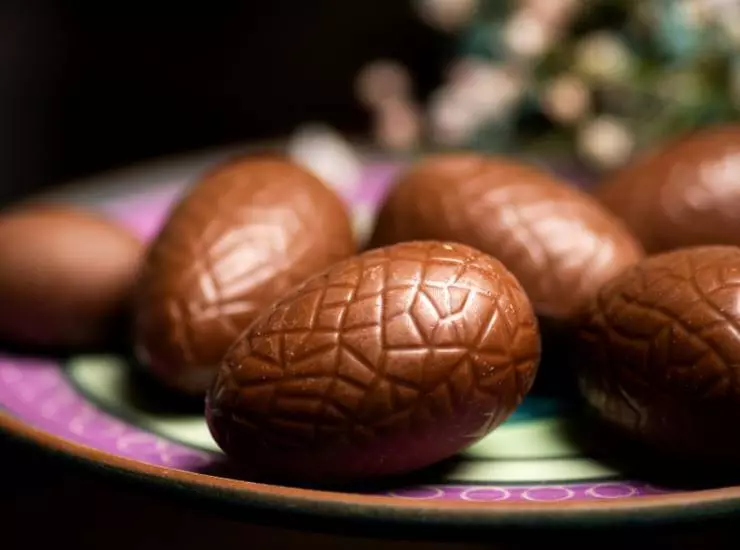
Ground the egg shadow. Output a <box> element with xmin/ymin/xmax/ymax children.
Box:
<box><xmin>560</xmin><ymin>408</ymin><xmax>740</xmax><ymax>491</ymax></box>
<box><xmin>117</xmin><ymin>348</ymin><xmax>207</xmax><ymax>416</ymax></box>
<box><xmin>0</xmin><ymin>338</ymin><xmax>81</xmax><ymax>361</ymax></box>
<box><xmin>0</xmin><ymin>310</ymin><xmax>133</xmax><ymax>361</ymax></box>
<box><xmin>528</xmin><ymin>317</ymin><xmax>581</xmax><ymax>400</ymax></box>
<box><xmin>524</xmin><ymin>318</ymin><xmax>740</xmax><ymax>490</ymax></box>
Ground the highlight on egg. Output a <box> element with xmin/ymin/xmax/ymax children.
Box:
<box><xmin>594</xmin><ymin>123</ymin><xmax>740</xmax><ymax>254</ymax></box>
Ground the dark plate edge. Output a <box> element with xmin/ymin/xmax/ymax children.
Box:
<box><xmin>2</xmin><ymin>408</ymin><xmax>740</xmax><ymax>542</ymax></box>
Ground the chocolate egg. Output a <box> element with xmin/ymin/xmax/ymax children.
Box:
<box><xmin>575</xmin><ymin>245</ymin><xmax>740</xmax><ymax>462</ymax></box>
<box><xmin>206</xmin><ymin>241</ymin><xmax>540</xmax><ymax>483</ymax></box>
<box><xmin>134</xmin><ymin>155</ymin><xmax>356</xmax><ymax>395</ymax></box>
<box><xmin>0</xmin><ymin>205</ymin><xmax>143</xmax><ymax>347</ymax></box>
<box><xmin>595</xmin><ymin>124</ymin><xmax>740</xmax><ymax>254</ymax></box>
<box><xmin>370</xmin><ymin>153</ymin><xmax>644</xmax><ymax>321</ymax></box>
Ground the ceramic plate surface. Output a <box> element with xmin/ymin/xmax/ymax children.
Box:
<box><xmin>2</xmin><ymin>146</ymin><xmax>740</xmax><ymax>534</ymax></box>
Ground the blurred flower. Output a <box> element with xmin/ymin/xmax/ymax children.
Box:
<box><xmin>446</xmin><ymin>58</ymin><xmax>525</xmax><ymax>119</ymax></box>
<box><xmin>717</xmin><ymin>13</ymin><xmax>740</xmax><ymax>45</ymax></box>
<box><xmin>573</xmin><ymin>32</ymin><xmax>634</xmax><ymax>83</ymax></box>
<box><xmin>361</xmin><ymin>0</ymin><xmax>740</xmax><ymax>175</ymax></box>
<box><xmin>678</xmin><ymin>0</ymin><xmax>713</xmax><ymax>27</ymax></box>
<box><xmin>502</xmin><ymin>8</ymin><xmax>553</xmax><ymax>59</ymax></box>
<box><xmin>577</xmin><ymin>117</ymin><xmax>635</xmax><ymax>169</ymax></box>
<box><xmin>730</xmin><ymin>59</ymin><xmax>740</xmax><ymax>108</ymax></box>
<box><xmin>705</xmin><ymin>0</ymin><xmax>740</xmax><ymax>21</ymax></box>
<box><xmin>287</xmin><ymin>123</ymin><xmax>362</xmax><ymax>194</ymax></box>
<box><xmin>655</xmin><ymin>70</ymin><xmax>708</xmax><ymax>106</ymax></box>
<box><xmin>373</xmin><ymin>98</ymin><xmax>422</xmax><ymax>152</ymax></box>
<box><xmin>519</xmin><ymin>0</ymin><xmax>581</xmax><ymax>28</ymax></box>
<box><xmin>355</xmin><ymin>60</ymin><xmax>412</xmax><ymax>109</ymax></box>
<box><xmin>540</xmin><ymin>74</ymin><xmax>591</xmax><ymax>125</ymax></box>
<box><xmin>634</xmin><ymin>2</ymin><xmax>655</xmax><ymax>26</ymax></box>
<box><xmin>414</xmin><ymin>0</ymin><xmax>479</xmax><ymax>32</ymax></box>
<box><xmin>428</xmin><ymin>87</ymin><xmax>483</xmax><ymax>146</ymax></box>
<box><xmin>652</xmin><ymin>0</ymin><xmax>706</xmax><ymax>61</ymax></box>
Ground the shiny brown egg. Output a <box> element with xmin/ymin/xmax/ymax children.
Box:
<box><xmin>133</xmin><ymin>154</ymin><xmax>356</xmax><ymax>395</ymax></box>
<box><xmin>575</xmin><ymin>245</ymin><xmax>740</xmax><ymax>463</ymax></box>
<box><xmin>0</xmin><ymin>205</ymin><xmax>144</xmax><ymax>347</ymax></box>
<box><xmin>595</xmin><ymin>123</ymin><xmax>740</xmax><ymax>254</ymax></box>
<box><xmin>370</xmin><ymin>153</ymin><xmax>644</xmax><ymax>321</ymax></box>
<box><xmin>206</xmin><ymin>241</ymin><xmax>540</xmax><ymax>484</ymax></box>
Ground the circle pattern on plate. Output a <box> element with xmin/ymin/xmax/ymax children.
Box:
<box><xmin>0</xmin><ymin>160</ymin><xmax>715</xmax><ymax>503</ymax></box>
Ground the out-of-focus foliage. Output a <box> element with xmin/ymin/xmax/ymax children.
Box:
<box><xmin>357</xmin><ymin>0</ymin><xmax>740</xmax><ymax>173</ymax></box>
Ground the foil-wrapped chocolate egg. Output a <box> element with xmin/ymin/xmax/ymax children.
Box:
<box><xmin>595</xmin><ymin>124</ymin><xmax>740</xmax><ymax>254</ymax></box>
<box><xmin>370</xmin><ymin>153</ymin><xmax>644</xmax><ymax>321</ymax></box>
<box><xmin>575</xmin><ymin>245</ymin><xmax>740</xmax><ymax>462</ymax></box>
<box><xmin>206</xmin><ymin>241</ymin><xmax>540</xmax><ymax>483</ymax></box>
<box><xmin>134</xmin><ymin>155</ymin><xmax>356</xmax><ymax>395</ymax></box>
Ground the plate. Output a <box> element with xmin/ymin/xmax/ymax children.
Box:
<box><xmin>2</xmin><ymin>144</ymin><xmax>740</xmax><ymax>538</ymax></box>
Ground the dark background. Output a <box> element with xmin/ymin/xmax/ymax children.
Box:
<box><xmin>0</xmin><ymin>1</ymin><xmax>450</xmax><ymax>205</ymax></box>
